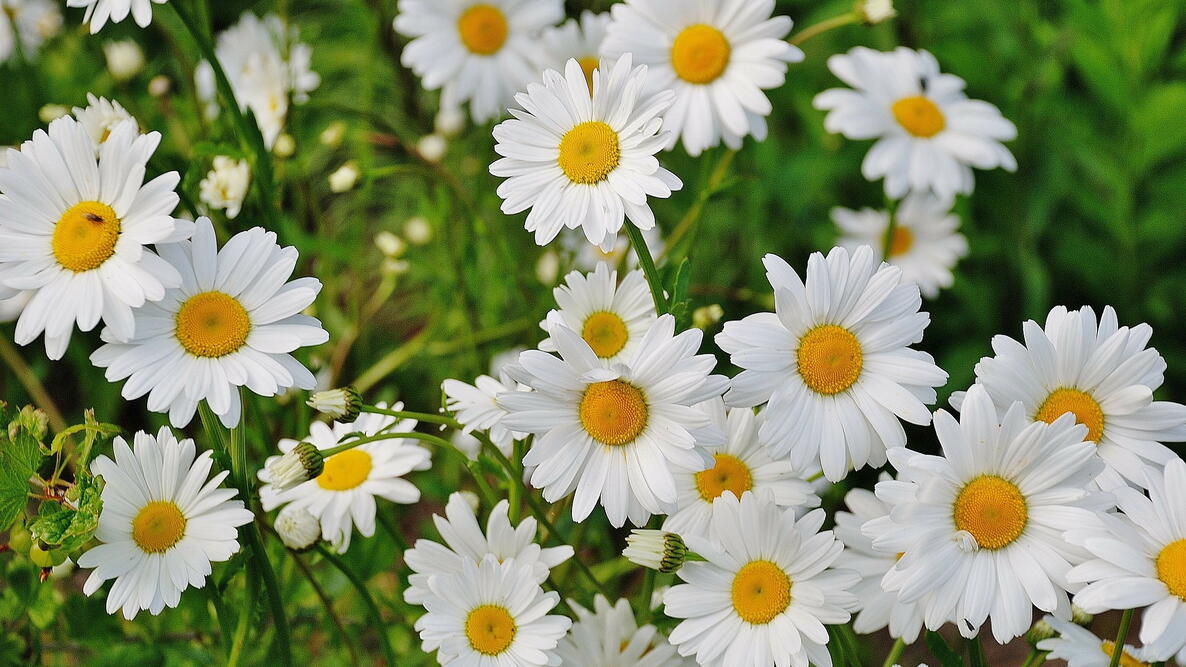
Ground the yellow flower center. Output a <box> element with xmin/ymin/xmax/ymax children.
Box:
<box><xmin>579</xmin><ymin>380</ymin><xmax>648</xmax><ymax>446</ymax></box>
<box><xmin>888</xmin><ymin>226</ymin><xmax>914</xmax><ymax>257</ymax></box>
<box><xmin>1156</xmin><ymin>539</ymin><xmax>1186</xmax><ymax>601</ymax></box>
<box><xmin>131</xmin><ymin>501</ymin><xmax>187</xmax><ymax>554</ymax></box>
<box><xmin>175</xmin><ymin>291</ymin><xmax>252</xmax><ymax>358</ymax></box>
<box><xmin>891</xmin><ymin>95</ymin><xmax>946</xmax><ymax>137</ymax></box>
<box><xmin>558</xmin><ymin>121</ymin><xmax>620</xmax><ymax>185</ymax></box>
<box><xmin>731</xmin><ymin>560</ymin><xmax>791</xmax><ymax>625</ymax></box>
<box><xmin>465</xmin><ymin>604</ymin><xmax>517</xmax><ymax>655</ymax></box>
<box><xmin>953</xmin><ymin>475</ymin><xmax>1028</xmax><ymax>550</ymax></box>
<box><xmin>317</xmin><ymin>449</ymin><xmax>374</xmax><ymax>491</ymax></box>
<box><xmin>796</xmin><ymin>325</ymin><xmax>863</xmax><ymax>395</ymax></box>
<box><xmin>581</xmin><ymin>311</ymin><xmax>629</xmax><ymax>358</ymax></box>
<box><xmin>1034</xmin><ymin>388</ymin><xmax>1105</xmax><ymax>443</ymax></box>
<box><xmin>1100</xmin><ymin>641</ymin><xmax>1148</xmax><ymax>667</ymax></box>
<box><xmin>52</xmin><ymin>201</ymin><xmax>121</xmax><ymax>272</ymax></box>
<box><xmin>695</xmin><ymin>453</ymin><xmax>754</xmax><ymax>502</ymax></box>
<box><xmin>457</xmin><ymin>4</ymin><xmax>508</xmax><ymax>55</ymax></box>
<box><xmin>578</xmin><ymin>56</ymin><xmax>600</xmax><ymax>94</ymax></box>
<box><xmin>671</xmin><ymin>24</ymin><xmax>731</xmax><ymax>84</ymax></box>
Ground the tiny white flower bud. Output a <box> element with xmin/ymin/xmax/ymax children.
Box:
<box><xmin>855</xmin><ymin>0</ymin><xmax>896</xmax><ymax>25</ymax></box>
<box><xmin>329</xmin><ymin>161</ymin><xmax>360</xmax><ymax>193</ymax></box>
<box><xmin>319</xmin><ymin>121</ymin><xmax>347</xmax><ymax>147</ymax></box>
<box><xmin>404</xmin><ymin>216</ymin><xmax>432</xmax><ymax>245</ymax></box>
<box><xmin>435</xmin><ymin>106</ymin><xmax>465</xmax><ymax>137</ymax></box>
<box><xmin>264</xmin><ymin>442</ymin><xmax>324</xmax><ymax>491</ymax></box>
<box><xmin>623</xmin><ymin>530</ymin><xmax>687</xmax><ymax>573</ymax></box>
<box><xmin>374</xmin><ymin>231</ymin><xmax>406</xmax><ymax>258</ymax></box>
<box><xmin>692</xmin><ymin>304</ymin><xmax>724</xmax><ymax>330</ymax></box>
<box><xmin>417</xmin><ymin>134</ymin><xmax>447</xmax><ymax>163</ymax></box>
<box><xmin>147</xmin><ymin>75</ymin><xmax>172</xmax><ymax>98</ymax></box>
<box><xmin>535</xmin><ymin>250</ymin><xmax>560</xmax><ymax>285</ymax></box>
<box><xmin>273</xmin><ymin>134</ymin><xmax>296</xmax><ymax>158</ymax></box>
<box><xmin>103</xmin><ymin>40</ymin><xmax>144</xmax><ymax>81</ymax></box>
<box><xmin>307</xmin><ymin>387</ymin><xmax>363</xmax><ymax>422</ymax></box>
<box><xmin>274</xmin><ymin>505</ymin><xmax>320</xmax><ymax>551</ymax></box>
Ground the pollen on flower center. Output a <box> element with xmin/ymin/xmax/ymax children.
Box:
<box><xmin>558</xmin><ymin>121</ymin><xmax>620</xmax><ymax>185</ymax></box>
<box><xmin>578</xmin><ymin>56</ymin><xmax>600</xmax><ymax>94</ymax></box>
<box><xmin>892</xmin><ymin>95</ymin><xmax>946</xmax><ymax>137</ymax></box>
<box><xmin>131</xmin><ymin>501</ymin><xmax>187</xmax><ymax>554</ymax></box>
<box><xmin>953</xmin><ymin>475</ymin><xmax>1028</xmax><ymax>550</ymax></box>
<box><xmin>52</xmin><ymin>201</ymin><xmax>121</xmax><ymax>273</ymax></box>
<box><xmin>581</xmin><ymin>311</ymin><xmax>629</xmax><ymax>358</ymax></box>
<box><xmin>731</xmin><ymin>560</ymin><xmax>791</xmax><ymax>625</ymax></box>
<box><xmin>456</xmin><ymin>4</ymin><xmax>508</xmax><ymax>55</ymax></box>
<box><xmin>175</xmin><ymin>291</ymin><xmax>252</xmax><ymax>358</ymax></box>
<box><xmin>1156</xmin><ymin>539</ymin><xmax>1186</xmax><ymax>601</ymax></box>
<box><xmin>317</xmin><ymin>449</ymin><xmax>373</xmax><ymax>491</ymax></box>
<box><xmin>888</xmin><ymin>226</ymin><xmax>914</xmax><ymax>257</ymax></box>
<box><xmin>796</xmin><ymin>325</ymin><xmax>863</xmax><ymax>395</ymax></box>
<box><xmin>1099</xmin><ymin>641</ymin><xmax>1149</xmax><ymax>667</ymax></box>
<box><xmin>695</xmin><ymin>454</ymin><xmax>753</xmax><ymax>501</ymax></box>
<box><xmin>464</xmin><ymin>604</ymin><xmax>517</xmax><ymax>655</ymax></box>
<box><xmin>671</xmin><ymin>24</ymin><xmax>731</xmax><ymax>84</ymax></box>
<box><xmin>579</xmin><ymin>380</ymin><xmax>648</xmax><ymax>446</ymax></box>
<box><xmin>1035</xmin><ymin>388</ymin><xmax>1105</xmax><ymax>443</ymax></box>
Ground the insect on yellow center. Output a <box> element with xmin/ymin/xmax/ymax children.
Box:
<box><xmin>175</xmin><ymin>291</ymin><xmax>251</xmax><ymax>358</ymax></box>
<box><xmin>317</xmin><ymin>449</ymin><xmax>374</xmax><ymax>491</ymax></box>
<box><xmin>1035</xmin><ymin>388</ymin><xmax>1105</xmax><ymax>443</ymax></box>
<box><xmin>465</xmin><ymin>604</ymin><xmax>517</xmax><ymax>655</ymax></box>
<box><xmin>671</xmin><ymin>24</ymin><xmax>731</xmax><ymax>84</ymax></box>
<box><xmin>695</xmin><ymin>453</ymin><xmax>754</xmax><ymax>501</ymax></box>
<box><xmin>581</xmin><ymin>311</ymin><xmax>629</xmax><ymax>358</ymax></box>
<box><xmin>796</xmin><ymin>325</ymin><xmax>863</xmax><ymax>395</ymax></box>
<box><xmin>131</xmin><ymin>501</ymin><xmax>187</xmax><ymax>554</ymax></box>
<box><xmin>579</xmin><ymin>380</ymin><xmax>648</xmax><ymax>446</ymax></box>
<box><xmin>888</xmin><ymin>226</ymin><xmax>914</xmax><ymax>257</ymax></box>
<box><xmin>558</xmin><ymin>121</ymin><xmax>620</xmax><ymax>185</ymax></box>
<box><xmin>1099</xmin><ymin>641</ymin><xmax>1149</xmax><ymax>667</ymax></box>
<box><xmin>731</xmin><ymin>560</ymin><xmax>791</xmax><ymax>625</ymax></box>
<box><xmin>578</xmin><ymin>56</ymin><xmax>600</xmax><ymax>94</ymax></box>
<box><xmin>457</xmin><ymin>4</ymin><xmax>508</xmax><ymax>55</ymax></box>
<box><xmin>892</xmin><ymin>95</ymin><xmax>946</xmax><ymax>138</ymax></box>
<box><xmin>52</xmin><ymin>201</ymin><xmax>121</xmax><ymax>273</ymax></box>
<box><xmin>1156</xmin><ymin>539</ymin><xmax>1186</xmax><ymax>601</ymax></box>
<box><xmin>953</xmin><ymin>475</ymin><xmax>1028</xmax><ymax>550</ymax></box>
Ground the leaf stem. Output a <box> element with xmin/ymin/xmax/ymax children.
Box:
<box><xmin>315</xmin><ymin>544</ymin><xmax>396</xmax><ymax>667</ymax></box>
<box><xmin>1109</xmin><ymin>609</ymin><xmax>1135</xmax><ymax>667</ymax></box>
<box><xmin>789</xmin><ymin>12</ymin><xmax>860</xmax><ymax>47</ymax></box>
<box><xmin>624</xmin><ymin>220</ymin><xmax>668</xmax><ymax>314</ymax></box>
<box><xmin>882</xmin><ymin>637</ymin><xmax>907</xmax><ymax>667</ymax></box>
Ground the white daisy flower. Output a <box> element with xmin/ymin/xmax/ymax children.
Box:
<box><xmin>715</xmin><ymin>245</ymin><xmax>948</xmax><ymax>481</ymax></box>
<box><xmin>273</xmin><ymin>504</ymin><xmax>320</xmax><ymax>551</ymax></box>
<box><xmin>76</xmin><ymin>427</ymin><xmax>253</xmax><ymax>620</ymax></box>
<box><xmin>258</xmin><ymin>403</ymin><xmax>431</xmax><ymax>553</ymax></box>
<box><xmin>1068</xmin><ymin>458</ymin><xmax>1186</xmax><ymax>664</ymax></box>
<box><xmin>562</xmin><ymin>223</ymin><xmax>664</xmax><ymax>273</ymax></box>
<box><xmin>540</xmin><ymin>10</ymin><xmax>610</xmax><ymax>92</ymax></box>
<box><xmin>90</xmin><ymin>218</ymin><xmax>328</xmax><ymax>428</ymax></box>
<box><xmin>501</xmin><ymin>314</ymin><xmax>729</xmax><ymax>527</ymax></box>
<box><xmin>833</xmin><ymin>192</ymin><xmax>968</xmax><ymax>299</ymax></box>
<box><xmin>875</xmin><ymin>384</ymin><xmax>1110</xmax><ymax>644</ymax></box>
<box><xmin>0</xmin><ymin>117</ymin><xmax>190</xmax><ymax>359</ymax></box>
<box><xmin>66</xmin><ymin>0</ymin><xmax>163</xmax><ymax>33</ymax></box>
<box><xmin>663</xmin><ymin>399</ymin><xmax>819</xmax><ymax>540</ymax></box>
<box><xmin>490</xmin><ymin>53</ymin><xmax>683</xmax><ymax>251</ymax></box>
<box><xmin>393</xmin><ymin>0</ymin><xmax>564</xmax><ymax>125</ymax></box>
<box><xmin>443</xmin><ymin>370</ymin><xmax>523</xmax><ymax>454</ymax></box>
<box><xmin>198</xmin><ymin>156</ymin><xmax>250</xmax><ymax>219</ymax></box>
<box><xmin>952</xmin><ymin>305</ymin><xmax>1186</xmax><ymax>488</ymax></box>
<box><xmin>71</xmin><ymin>93</ymin><xmax>135</xmax><ymax>148</ymax></box>
<box><xmin>0</xmin><ymin>0</ymin><xmax>61</xmax><ymax>62</ymax></box>
<box><xmin>556</xmin><ymin>594</ymin><xmax>693</xmax><ymax>666</ymax></box>
<box><xmin>601</xmin><ymin>0</ymin><xmax>802</xmax><ymax>157</ymax></box>
<box><xmin>663</xmin><ymin>491</ymin><xmax>859</xmax><ymax>667</ymax></box>
<box><xmin>1036</xmin><ymin>615</ymin><xmax>1154</xmax><ymax>667</ymax></box>
<box><xmin>416</xmin><ymin>554</ymin><xmax>572</xmax><ymax>665</ymax></box>
<box><xmin>539</xmin><ymin>262</ymin><xmax>657</xmax><ymax>366</ymax></box>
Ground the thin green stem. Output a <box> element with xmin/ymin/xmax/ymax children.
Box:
<box><xmin>664</xmin><ymin>149</ymin><xmax>736</xmax><ymax>258</ymax></box>
<box><xmin>0</xmin><ymin>336</ymin><xmax>67</xmax><ymax>432</ymax></box>
<box><xmin>289</xmin><ymin>550</ymin><xmax>361</xmax><ymax>665</ymax></box>
<box><xmin>1021</xmin><ymin>648</ymin><xmax>1049</xmax><ymax>667</ymax></box>
<box><xmin>881</xmin><ymin>198</ymin><xmax>900</xmax><ymax>263</ymax></box>
<box><xmin>226</xmin><ymin>591</ymin><xmax>252</xmax><ymax>667</ymax></box>
<box><xmin>788</xmin><ymin>12</ymin><xmax>860</xmax><ymax>47</ymax></box>
<box><xmin>245</xmin><ymin>524</ymin><xmax>293</xmax><ymax>665</ymax></box>
<box><xmin>315</xmin><ymin>544</ymin><xmax>396</xmax><ymax>667</ymax></box>
<box><xmin>325</xmin><ymin>430</ymin><xmax>454</xmax><ymax>456</ymax></box>
<box><xmin>968</xmin><ymin>634</ymin><xmax>989</xmax><ymax>667</ymax></box>
<box><xmin>882</xmin><ymin>638</ymin><xmax>907</xmax><ymax>667</ymax></box>
<box><xmin>1109</xmin><ymin>609</ymin><xmax>1135</xmax><ymax>667</ymax></box>
<box><xmin>361</xmin><ymin>405</ymin><xmax>457</xmax><ymax>427</ymax></box>
<box><xmin>636</xmin><ymin>568</ymin><xmax>656</xmax><ymax>624</ymax></box>
<box><xmin>624</xmin><ymin>220</ymin><xmax>668</xmax><ymax>314</ymax></box>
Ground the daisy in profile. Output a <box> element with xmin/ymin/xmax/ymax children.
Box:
<box><xmin>71</xmin><ymin>93</ymin><xmax>135</xmax><ymax>148</ymax></box>
<box><xmin>77</xmin><ymin>427</ymin><xmax>253</xmax><ymax>619</ymax></box>
<box><xmin>539</xmin><ymin>262</ymin><xmax>657</xmax><ymax>366</ymax></box>
<box><xmin>1068</xmin><ymin>458</ymin><xmax>1186</xmax><ymax>664</ymax></box>
<box><xmin>502</xmin><ymin>314</ymin><xmax>728</xmax><ymax>527</ymax></box>
<box><xmin>0</xmin><ymin>0</ymin><xmax>61</xmax><ymax>62</ymax></box>
<box><xmin>663</xmin><ymin>400</ymin><xmax>819</xmax><ymax>540</ymax></box>
<box><xmin>1036</xmin><ymin>615</ymin><xmax>1154</xmax><ymax>667</ymax></box>
<box><xmin>953</xmin><ymin>305</ymin><xmax>1186</xmax><ymax>488</ymax></box>
<box><xmin>90</xmin><ymin>218</ymin><xmax>328</xmax><ymax>428</ymax></box>
<box><xmin>875</xmin><ymin>384</ymin><xmax>1109</xmax><ymax>644</ymax></box>
<box><xmin>394</xmin><ymin>0</ymin><xmax>564</xmax><ymax>124</ymax></box>
<box><xmin>814</xmin><ymin>46</ymin><xmax>1017</xmax><ymax>199</ymax></box>
<box><xmin>663</xmin><ymin>492</ymin><xmax>859</xmax><ymax>667</ymax></box>
<box><xmin>66</xmin><ymin>0</ymin><xmax>163</xmax><ymax>33</ymax></box>
<box><xmin>490</xmin><ymin>53</ymin><xmax>682</xmax><ymax>251</ymax></box>
<box><xmin>0</xmin><ymin>117</ymin><xmax>190</xmax><ymax>359</ymax></box>
<box><xmin>601</xmin><ymin>0</ymin><xmax>802</xmax><ymax>157</ymax></box>
<box><xmin>833</xmin><ymin>193</ymin><xmax>968</xmax><ymax>299</ymax></box>
<box><xmin>443</xmin><ymin>371</ymin><xmax>523</xmax><ymax>454</ymax></box>
<box><xmin>556</xmin><ymin>594</ymin><xmax>692</xmax><ymax>666</ymax></box>
<box><xmin>259</xmin><ymin>403</ymin><xmax>430</xmax><ymax>552</ymax></box>
<box><xmin>416</xmin><ymin>555</ymin><xmax>571</xmax><ymax>665</ymax></box>
<box><xmin>540</xmin><ymin>10</ymin><xmax>609</xmax><ymax>92</ymax></box>
<box><xmin>715</xmin><ymin>246</ymin><xmax>948</xmax><ymax>481</ymax></box>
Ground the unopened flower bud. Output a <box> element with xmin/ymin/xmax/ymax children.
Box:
<box><xmin>329</xmin><ymin>161</ymin><xmax>360</xmax><ymax>193</ymax></box>
<box><xmin>624</xmin><ymin>530</ymin><xmax>687</xmax><ymax>573</ymax></box>
<box><xmin>265</xmin><ymin>442</ymin><xmax>324</xmax><ymax>491</ymax></box>
<box><xmin>274</xmin><ymin>505</ymin><xmax>320</xmax><ymax>551</ymax></box>
<box><xmin>273</xmin><ymin>134</ymin><xmax>296</xmax><ymax>158</ymax></box>
<box><xmin>1025</xmin><ymin>617</ymin><xmax>1056</xmax><ymax>645</ymax></box>
<box><xmin>1071</xmin><ymin>605</ymin><xmax>1093</xmax><ymax>626</ymax></box>
<box><xmin>307</xmin><ymin>386</ymin><xmax>363</xmax><ymax>422</ymax></box>
<box><xmin>692</xmin><ymin>304</ymin><xmax>724</xmax><ymax>330</ymax></box>
<box><xmin>104</xmin><ymin>40</ymin><xmax>144</xmax><ymax>81</ymax></box>
<box><xmin>855</xmin><ymin>0</ymin><xmax>896</xmax><ymax>25</ymax></box>
<box><xmin>320</xmin><ymin>121</ymin><xmax>346</xmax><ymax>147</ymax></box>
<box><xmin>417</xmin><ymin>134</ymin><xmax>447</xmax><ymax>163</ymax></box>
<box><xmin>374</xmin><ymin>231</ymin><xmax>406</xmax><ymax>258</ymax></box>
<box><xmin>147</xmin><ymin>75</ymin><xmax>171</xmax><ymax>98</ymax></box>
<box><xmin>404</xmin><ymin>216</ymin><xmax>432</xmax><ymax>245</ymax></box>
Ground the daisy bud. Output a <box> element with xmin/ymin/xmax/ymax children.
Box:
<box><xmin>1025</xmin><ymin>617</ymin><xmax>1056</xmax><ymax>645</ymax></box>
<box><xmin>265</xmin><ymin>442</ymin><xmax>324</xmax><ymax>491</ymax></box>
<box><xmin>38</xmin><ymin>104</ymin><xmax>69</xmax><ymax>124</ymax></box>
<box><xmin>434</xmin><ymin>106</ymin><xmax>465</xmax><ymax>137</ymax></box>
<box><xmin>103</xmin><ymin>40</ymin><xmax>145</xmax><ymax>81</ymax></box>
<box><xmin>417</xmin><ymin>134</ymin><xmax>447</xmax><ymax>163</ymax></box>
<box><xmin>374</xmin><ymin>231</ymin><xmax>406</xmax><ymax>258</ymax></box>
<box><xmin>623</xmin><ymin>530</ymin><xmax>687</xmax><ymax>573</ymax></box>
<box><xmin>329</xmin><ymin>161</ymin><xmax>360</xmax><ymax>193</ymax></box>
<box><xmin>274</xmin><ymin>505</ymin><xmax>320</xmax><ymax>551</ymax></box>
<box><xmin>692</xmin><ymin>304</ymin><xmax>724</xmax><ymax>330</ymax></box>
<box><xmin>307</xmin><ymin>386</ymin><xmax>363</xmax><ymax>423</ymax></box>
<box><xmin>855</xmin><ymin>0</ymin><xmax>896</xmax><ymax>25</ymax></box>
<box><xmin>319</xmin><ymin>121</ymin><xmax>346</xmax><ymax>147</ymax></box>
<box><xmin>404</xmin><ymin>216</ymin><xmax>432</xmax><ymax>245</ymax></box>
<box><xmin>1071</xmin><ymin>605</ymin><xmax>1093</xmax><ymax>626</ymax></box>
<box><xmin>273</xmin><ymin>134</ymin><xmax>296</xmax><ymax>158</ymax></box>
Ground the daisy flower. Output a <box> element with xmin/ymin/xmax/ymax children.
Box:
<box><xmin>259</xmin><ymin>403</ymin><xmax>431</xmax><ymax>552</ymax></box>
<box><xmin>715</xmin><ymin>246</ymin><xmax>948</xmax><ymax>481</ymax></box>
<box><xmin>540</xmin><ymin>10</ymin><xmax>610</xmax><ymax>92</ymax></box>
<box><xmin>71</xmin><ymin>93</ymin><xmax>135</xmax><ymax>148</ymax></box>
<box><xmin>393</xmin><ymin>0</ymin><xmax>564</xmax><ymax>124</ymax></box>
<box><xmin>663</xmin><ymin>491</ymin><xmax>859</xmax><ymax>667</ymax></box>
<box><xmin>90</xmin><ymin>218</ymin><xmax>328</xmax><ymax>428</ymax></box>
<box><xmin>77</xmin><ymin>427</ymin><xmax>253</xmax><ymax>619</ymax></box>
<box><xmin>66</xmin><ymin>0</ymin><xmax>164</xmax><ymax>33</ymax></box>
<box><xmin>952</xmin><ymin>305</ymin><xmax>1186</xmax><ymax>488</ymax></box>
<box><xmin>0</xmin><ymin>0</ymin><xmax>61</xmax><ymax>62</ymax></box>
<box><xmin>833</xmin><ymin>192</ymin><xmax>968</xmax><ymax>299</ymax></box>
<box><xmin>416</xmin><ymin>554</ymin><xmax>571</xmax><ymax>665</ymax></box>
<box><xmin>601</xmin><ymin>0</ymin><xmax>802</xmax><ymax>157</ymax></box>
<box><xmin>875</xmin><ymin>384</ymin><xmax>1110</xmax><ymax>643</ymax></box>
<box><xmin>1036</xmin><ymin>615</ymin><xmax>1154</xmax><ymax>667</ymax></box>
<box><xmin>0</xmin><ymin>117</ymin><xmax>190</xmax><ymax>360</ymax></box>
<box><xmin>490</xmin><ymin>53</ymin><xmax>683</xmax><ymax>251</ymax></box>
<box><xmin>663</xmin><ymin>399</ymin><xmax>819</xmax><ymax>540</ymax></box>
<box><xmin>443</xmin><ymin>371</ymin><xmax>523</xmax><ymax>454</ymax></box>
<box><xmin>556</xmin><ymin>594</ymin><xmax>692</xmax><ymax>666</ymax></box>
<box><xmin>539</xmin><ymin>262</ymin><xmax>657</xmax><ymax>366</ymax></box>
<box><xmin>198</xmin><ymin>156</ymin><xmax>250</xmax><ymax>219</ymax></box>
<box><xmin>501</xmin><ymin>314</ymin><xmax>729</xmax><ymax>527</ymax></box>
<box><xmin>814</xmin><ymin>46</ymin><xmax>1017</xmax><ymax>200</ymax></box>
<box><xmin>1068</xmin><ymin>458</ymin><xmax>1186</xmax><ymax>664</ymax></box>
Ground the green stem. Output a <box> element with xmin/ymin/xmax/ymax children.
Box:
<box><xmin>360</xmin><ymin>405</ymin><xmax>457</xmax><ymax>428</ymax></box>
<box><xmin>245</xmin><ymin>524</ymin><xmax>293</xmax><ymax>665</ymax></box>
<box><xmin>636</xmin><ymin>568</ymin><xmax>656</xmax><ymax>624</ymax></box>
<box><xmin>1108</xmin><ymin>609</ymin><xmax>1135</xmax><ymax>667</ymax></box>
<box><xmin>0</xmin><ymin>336</ymin><xmax>67</xmax><ymax>433</ymax></box>
<box><xmin>325</xmin><ymin>430</ymin><xmax>454</xmax><ymax>456</ymax></box>
<box><xmin>289</xmin><ymin>550</ymin><xmax>360</xmax><ymax>665</ymax></box>
<box><xmin>1021</xmin><ymin>649</ymin><xmax>1049</xmax><ymax>667</ymax></box>
<box><xmin>624</xmin><ymin>220</ymin><xmax>668</xmax><ymax>314</ymax></box>
<box><xmin>881</xmin><ymin>199</ymin><xmax>900</xmax><ymax>263</ymax></box>
<box><xmin>788</xmin><ymin>12</ymin><xmax>860</xmax><ymax>47</ymax></box>
<box><xmin>315</xmin><ymin>544</ymin><xmax>396</xmax><ymax>667</ymax></box>
<box><xmin>968</xmin><ymin>634</ymin><xmax>988</xmax><ymax>667</ymax></box>
<box><xmin>663</xmin><ymin>148</ymin><xmax>736</xmax><ymax>258</ymax></box>
<box><xmin>226</xmin><ymin>590</ymin><xmax>252</xmax><ymax>667</ymax></box>
<box><xmin>882</xmin><ymin>638</ymin><xmax>907</xmax><ymax>667</ymax></box>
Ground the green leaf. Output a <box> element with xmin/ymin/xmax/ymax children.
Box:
<box><xmin>27</xmin><ymin>473</ymin><xmax>104</xmax><ymax>551</ymax></box>
<box><xmin>925</xmin><ymin>630</ymin><xmax>966</xmax><ymax>667</ymax></box>
<box><xmin>49</xmin><ymin>409</ymin><xmax>121</xmax><ymax>462</ymax></box>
